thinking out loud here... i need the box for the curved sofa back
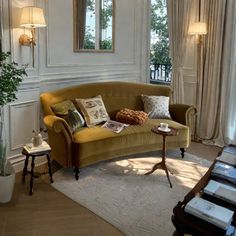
[40,81,172,119]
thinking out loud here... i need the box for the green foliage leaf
[0,52,27,106]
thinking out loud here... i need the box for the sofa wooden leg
[180,148,185,158]
[74,167,80,180]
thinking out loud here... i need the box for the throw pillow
[116,108,148,125]
[75,95,110,126]
[141,95,171,119]
[51,100,85,132]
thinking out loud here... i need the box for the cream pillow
[141,95,171,119]
[76,95,110,126]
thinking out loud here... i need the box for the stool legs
[30,156,35,195]
[74,167,80,180]
[46,154,53,183]
[22,154,29,183]
[22,152,53,195]
[180,148,185,158]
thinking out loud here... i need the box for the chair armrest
[169,104,197,126]
[44,115,72,138]
[43,115,73,167]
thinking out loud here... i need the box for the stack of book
[185,196,234,230]
[184,146,236,232]
[211,162,236,185]
[203,179,236,205]
[23,141,51,154]
[216,146,236,166]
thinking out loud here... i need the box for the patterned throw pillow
[141,95,171,119]
[116,108,148,125]
[75,95,110,126]
[51,100,85,132]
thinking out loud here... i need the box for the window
[150,0,171,84]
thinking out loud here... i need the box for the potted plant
[0,51,27,203]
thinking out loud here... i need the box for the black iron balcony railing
[150,64,172,84]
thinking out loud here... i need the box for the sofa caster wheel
[74,167,80,180]
[180,148,185,158]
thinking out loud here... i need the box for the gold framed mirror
[73,0,115,52]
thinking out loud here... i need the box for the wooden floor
[0,142,221,236]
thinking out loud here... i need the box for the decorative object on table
[31,129,43,147]
[51,150,210,236]
[158,122,170,132]
[115,108,148,125]
[22,141,53,195]
[0,51,27,203]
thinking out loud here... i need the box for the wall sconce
[19,6,46,66]
[189,22,207,44]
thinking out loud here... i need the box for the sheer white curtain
[167,0,191,104]
[217,0,236,145]
[198,0,236,146]
[197,0,227,141]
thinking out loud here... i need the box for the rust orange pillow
[116,108,148,125]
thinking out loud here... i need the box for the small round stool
[22,148,53,195]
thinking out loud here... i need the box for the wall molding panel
[10,100,39,150]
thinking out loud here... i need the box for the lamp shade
[19,6,46,28]
[189,22,207,35]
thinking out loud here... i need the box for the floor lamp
[188,0,207,141]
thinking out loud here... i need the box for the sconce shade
[19,6,46,28]
[189,22,207,35]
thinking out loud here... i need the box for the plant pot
[0,162,15,203]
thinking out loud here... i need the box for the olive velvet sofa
[40,81,196,179]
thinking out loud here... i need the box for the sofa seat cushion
[73,119,190,166]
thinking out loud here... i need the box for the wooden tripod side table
[145,126,179,188]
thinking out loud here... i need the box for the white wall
[2,0,150,170]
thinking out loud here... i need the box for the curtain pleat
[167,0,191,104]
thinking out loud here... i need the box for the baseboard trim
[8,154,47,173]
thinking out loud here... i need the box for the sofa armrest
[169,104,197,126]
[43,115,73,167]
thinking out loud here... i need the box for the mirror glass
[74,0,114,52]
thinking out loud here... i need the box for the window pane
[99,0,113,50]
[83,0,96,49]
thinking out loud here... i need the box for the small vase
[32,132,43,147]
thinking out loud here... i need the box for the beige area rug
[51,150,212,236]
